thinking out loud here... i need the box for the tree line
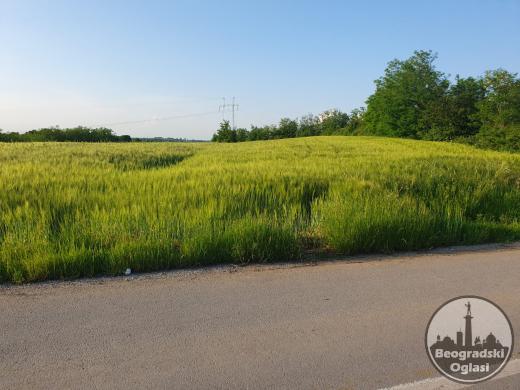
[212,108,365,143]
[0,127,132,142]
[212,50,520,152]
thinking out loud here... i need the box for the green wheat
[1,137,519,283]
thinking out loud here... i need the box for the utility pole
[218,97,239,129]
[230,96,239,130]
[218,97,226,121]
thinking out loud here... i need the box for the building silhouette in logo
[430,301,508,351]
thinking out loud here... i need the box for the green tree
[473,70,520,151]
[364,50,449,138]
[422,76,485,140]
[212,120,236,142]
[477,69,520,128]
[320,109,349,135]
[248,125,272,141]
[236,128,249,142]
[343,108,366,135]
[275,118,297,138]
[475,124,520,151]
[447,76,485,137]
[297,114,320,137]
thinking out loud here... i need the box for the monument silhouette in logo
[429,301,509,381]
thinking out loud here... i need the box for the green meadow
[1,136,519,283]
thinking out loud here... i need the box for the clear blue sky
[1,0,519,139]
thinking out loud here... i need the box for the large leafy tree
[422,76,485,140]
[364,50,449,138]
[447,76,486,137]
[477,69,520,128]
[475,70,520,151]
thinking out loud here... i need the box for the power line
[93,97,239,129]
[231,96,239,130]
[96,110,220,127]
[218,96,239,129]
[218,97,226,121]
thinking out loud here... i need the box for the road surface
[1,244,519,389]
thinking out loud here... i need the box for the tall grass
[0,137,519,283]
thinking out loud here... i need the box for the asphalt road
[1,244,519,390]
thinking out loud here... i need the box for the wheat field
[1,136,519,283]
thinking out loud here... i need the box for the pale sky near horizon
[1,0,519,139]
